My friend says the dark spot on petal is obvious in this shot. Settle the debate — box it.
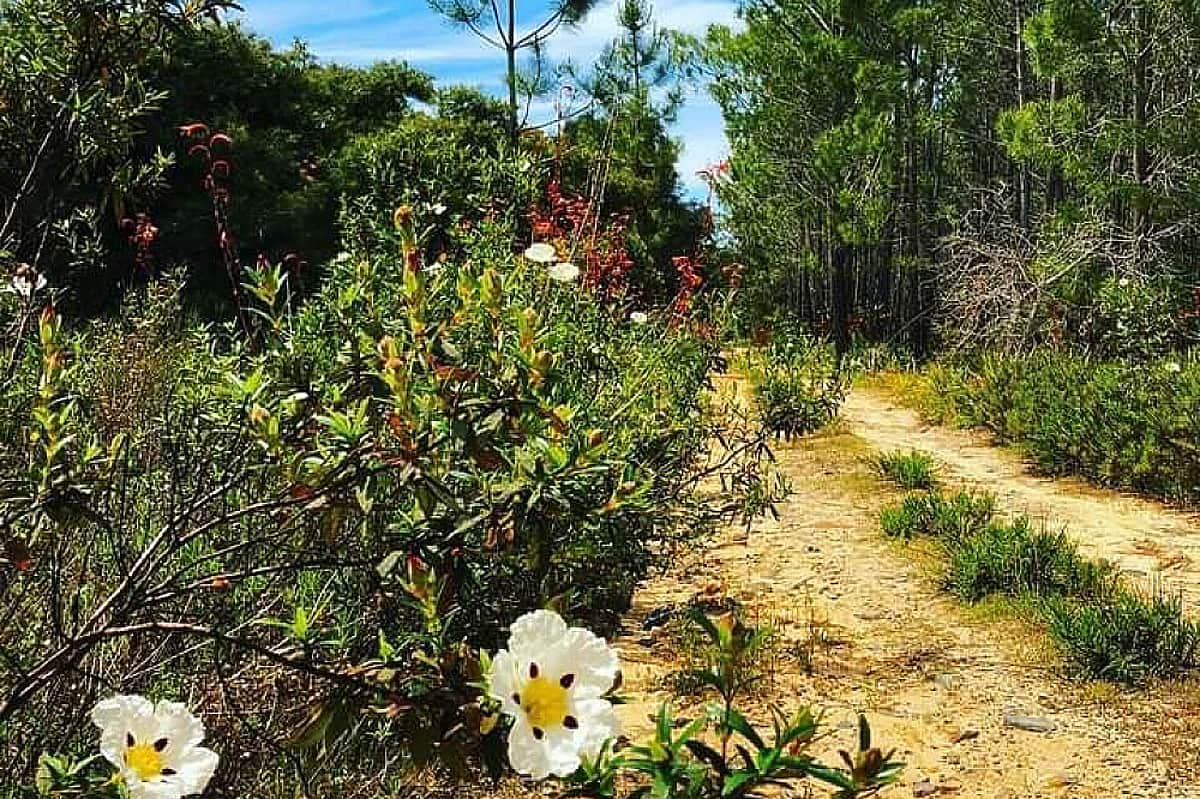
[533,727,544,740]
[161,769,177,776]
[154,737,169,752]
[529,662,539,679]
[511,692,521,704]
[564,715,579,730]
[126,732,135,748]
[559,673,575,689]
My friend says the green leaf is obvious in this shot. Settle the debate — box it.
[723,708,765,749]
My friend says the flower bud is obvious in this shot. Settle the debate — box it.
[393,205,414,230]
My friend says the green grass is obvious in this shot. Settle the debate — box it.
[1045,590,1200,684]
[873,449,939,490]
[879,489,996,541]
[880,487,1197,684]
[943,517,1116,603]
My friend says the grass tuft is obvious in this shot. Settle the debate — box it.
[1045,590,1200,684]
[879,489,995,541]
[880,486,1196,684]
[944,517,1116,603]
[873,449,939,490]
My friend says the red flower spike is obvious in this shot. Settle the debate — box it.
[208,133,234,152]
[179,122,210,139]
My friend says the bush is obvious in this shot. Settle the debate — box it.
[879,490,996,541]
[902,351,1200,505]
[873,449,938,490]
[0,199,753,793]
[944,517,1115,603]
[881,486,1195,684]
[743,336,846,438]
[1045,590,1200,684]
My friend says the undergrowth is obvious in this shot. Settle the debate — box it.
[741,335,846,439]
[878,353,1200,506]
[880,486,1197,684]
[873,449,938,489]
[879,489,995,541]
[1045,591,1200,684]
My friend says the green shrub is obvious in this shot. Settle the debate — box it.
[879,490,996,541]
[745,336,847,438]
[874,449,938,489]
[0,201,753,792]
[1045,590,1200,684]
[944,517,1116,603]
[910,352,1200,505]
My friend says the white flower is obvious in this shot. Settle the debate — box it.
[430,203,448,216]
[548,262,580,283]
[1165,361,1182,373]
[524,243,558,264]
[90,695,218,799]
[629,311,649,325]
[4,271,46,299]
[1118,277,1130,287]
[489,610,620,779]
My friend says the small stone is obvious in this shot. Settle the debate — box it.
[932,673,959,689]
[951,729,979,744]
[1045,774,1076,788]
[912,779,937,797]
[642,605,675,630]
[1002,714,1056,733]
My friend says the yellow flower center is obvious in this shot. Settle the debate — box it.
[125,743,165,780]
[520,675,569,730]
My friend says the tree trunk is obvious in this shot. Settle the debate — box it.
[506,0,518,140]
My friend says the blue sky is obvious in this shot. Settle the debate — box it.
[233,0,741,197]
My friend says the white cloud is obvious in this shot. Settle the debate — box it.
[547,0,741,60]
[238,0,742,197]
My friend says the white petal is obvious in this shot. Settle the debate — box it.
[91,695,154,730]
[539,726,588,777]
[172,746,219,794]
[153,701,206,751]
[570,698,621,759]
[92,695,154,769]
[507,610,568,660]
[488,649,523,717]
[555,628,619,698]
[129,779,182,799]
[548,262,580,283]
[506,719,555,779]
[524,243,557,264]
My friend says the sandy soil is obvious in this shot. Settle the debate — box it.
[612,377,1200,799]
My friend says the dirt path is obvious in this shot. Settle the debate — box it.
[614,377,1200,799]
[843,386,1200,612]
